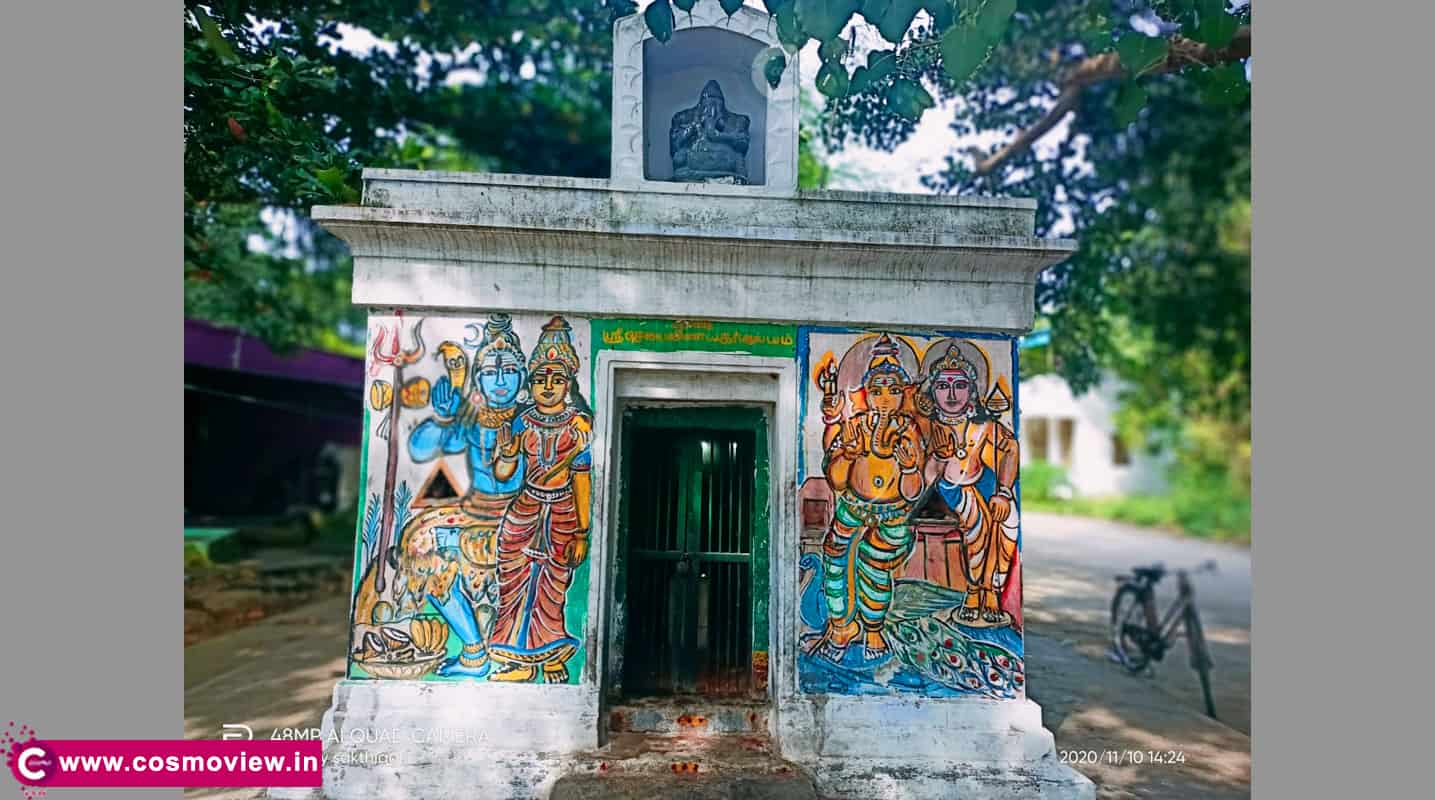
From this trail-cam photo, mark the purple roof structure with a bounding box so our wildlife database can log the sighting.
[184,318,364,388]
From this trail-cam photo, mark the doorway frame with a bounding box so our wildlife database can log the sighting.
[613,404,769,700]
[588,350,799,742]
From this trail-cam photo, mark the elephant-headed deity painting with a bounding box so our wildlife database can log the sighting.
[797,328,1024,699]
[349,312,593,685]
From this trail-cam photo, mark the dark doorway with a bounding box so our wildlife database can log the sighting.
[617,406,768,699]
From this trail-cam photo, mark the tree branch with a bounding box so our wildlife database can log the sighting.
[973,26,1251,176]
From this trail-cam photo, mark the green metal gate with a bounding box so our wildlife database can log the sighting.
[617,406,769,698]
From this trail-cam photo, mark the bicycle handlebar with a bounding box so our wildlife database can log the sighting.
[1127,559,1218,582]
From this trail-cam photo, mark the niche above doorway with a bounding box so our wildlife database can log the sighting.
[610,0,799,195]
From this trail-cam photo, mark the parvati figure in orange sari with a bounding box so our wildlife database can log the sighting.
[488,316,593,683]
[917,343,1020,625]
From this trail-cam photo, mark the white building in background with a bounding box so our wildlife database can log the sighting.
[1018,371,1168,498]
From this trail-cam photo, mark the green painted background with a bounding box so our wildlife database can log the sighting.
[592,318,796,358]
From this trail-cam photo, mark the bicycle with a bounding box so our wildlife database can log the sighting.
[1109,560,1219,719]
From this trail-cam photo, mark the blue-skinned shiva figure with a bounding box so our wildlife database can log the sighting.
[398,314,528,678]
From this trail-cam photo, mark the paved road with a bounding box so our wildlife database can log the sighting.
[1021,512,1252,735]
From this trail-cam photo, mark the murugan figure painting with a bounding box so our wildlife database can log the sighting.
[797,328,1025,699]
[349,312,593,684]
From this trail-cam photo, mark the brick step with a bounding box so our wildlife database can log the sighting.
[554,733,816,800]
[607,698,769,735]
[549,773,817,800]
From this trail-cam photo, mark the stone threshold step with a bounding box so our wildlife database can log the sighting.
[608,697,770,735]
[550,773,818,800]
[557,734,816,800]
[577,733,802,771]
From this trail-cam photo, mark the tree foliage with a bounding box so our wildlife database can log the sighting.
[183,0,855,353]
[184,0,624,352]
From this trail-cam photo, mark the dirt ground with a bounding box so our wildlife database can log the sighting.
[184,554,350,646]
[1025,628,1250,798]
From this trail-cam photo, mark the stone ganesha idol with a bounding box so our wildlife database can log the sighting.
[669,79,751,184]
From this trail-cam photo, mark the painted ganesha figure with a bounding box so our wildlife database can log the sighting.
[804,334,1023,675]
[804,334,926,666]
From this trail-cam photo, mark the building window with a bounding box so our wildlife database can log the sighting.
[1024,417,1050,463]
[1112,433,1132,466]
[1057,418,1075,468]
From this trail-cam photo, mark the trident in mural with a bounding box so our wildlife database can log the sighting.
[368,311,426,593]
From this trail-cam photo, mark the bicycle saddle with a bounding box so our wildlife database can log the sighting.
[1132,563,1167,581]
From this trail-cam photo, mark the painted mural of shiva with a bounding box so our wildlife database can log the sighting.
[488,316,594,684]
[804,334,926,666]
[915,341,1020,625]
[400,314,528,677]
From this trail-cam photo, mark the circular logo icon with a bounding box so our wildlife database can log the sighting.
[10,741,56,786]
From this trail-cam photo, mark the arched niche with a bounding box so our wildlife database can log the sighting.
[643,27,768,185]
[610,0,798,196]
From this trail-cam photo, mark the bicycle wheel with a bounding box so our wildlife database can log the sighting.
[1110,584,1151,674]
[1184,606,1217,719]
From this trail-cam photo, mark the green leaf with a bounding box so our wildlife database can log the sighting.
[867,48,898,81]
[312,167,349,195]
[816,61,851,98]
[924,1,956,29]
[1116,33,1168,75]
[1200,63,1249,106]
[851,50,896,95]
[796,0,862,43]
[763,51,788,88]
[887,78,935,119]
[940,24,990,82]
[1167,0,1199,28]
[718,0,744,16]
[192,6,237,64]
[775,9,806,51]
[974,0,1017,44]
[762,0,795,14]
[849,65,872,94]
[862,0,923,43]
[819,37,848,63]
[644,0,676,44]
[1112,81,1148,126]
[674,0,697,11]
[1192,0,1239,49]
[1080,25,1113,55]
